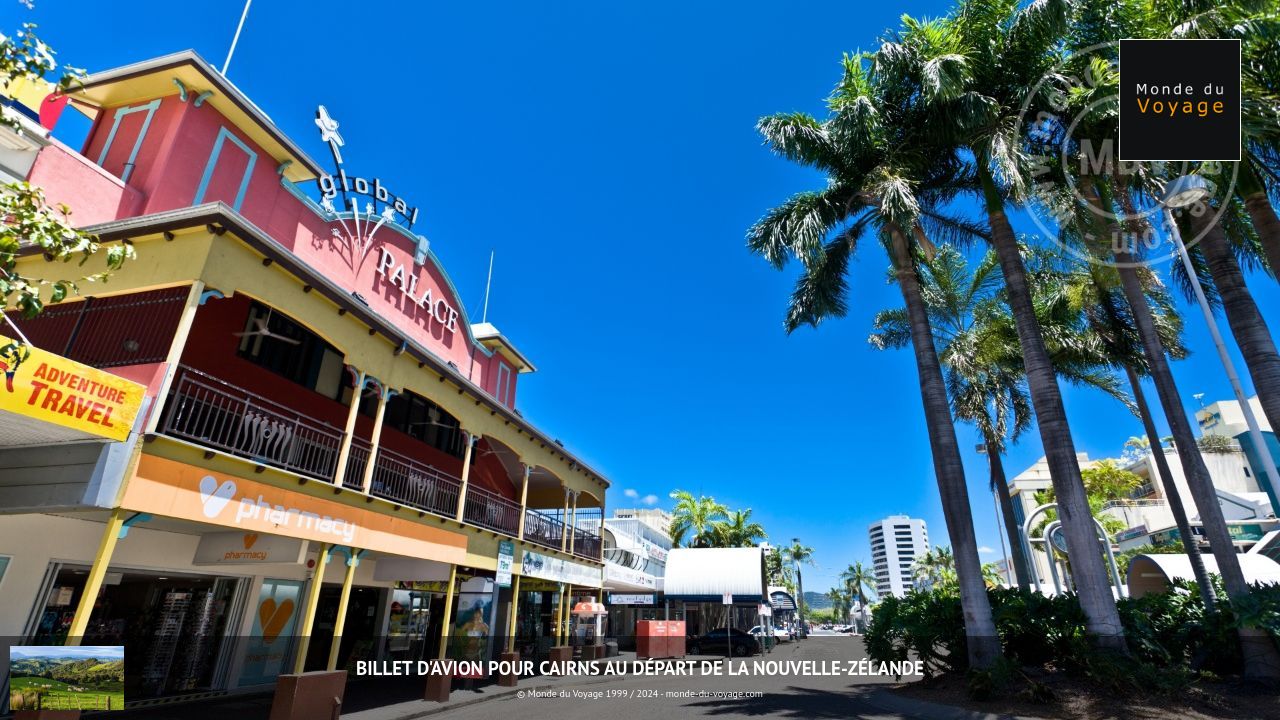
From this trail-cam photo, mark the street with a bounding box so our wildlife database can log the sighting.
[432,636,921,720]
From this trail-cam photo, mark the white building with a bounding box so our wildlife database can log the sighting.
[610,508,673,537]
[869,515,929,598]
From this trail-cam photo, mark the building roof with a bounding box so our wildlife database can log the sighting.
[471,322,536,373]
[1128,553,1280,598]
[71,50,323,183]
[663,547,766,602]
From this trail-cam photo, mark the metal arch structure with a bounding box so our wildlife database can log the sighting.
[1021,503,1126,598]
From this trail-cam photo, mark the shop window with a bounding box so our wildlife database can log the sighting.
[381,390,465,459]
[0,555,9,587]
[496,363,512,405]
[237,302,344,396]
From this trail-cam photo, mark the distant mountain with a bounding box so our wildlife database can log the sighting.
[11,657,124,690]
[803,591,833,610]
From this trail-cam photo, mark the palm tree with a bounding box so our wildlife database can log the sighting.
[782,540,814,637]
[871,245,1132,590]
[826,587,850,625]
[839,562,877,631]
[911,546,958,591]
[711,509,767,548]
[750,50,1000,667]
[880,0,1128,652]
[1043,0,1277,673]
[668,491,727,548]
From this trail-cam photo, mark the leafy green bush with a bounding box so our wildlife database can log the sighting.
[865,581,1280,683]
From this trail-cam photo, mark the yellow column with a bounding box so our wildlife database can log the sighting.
[568,491,579,554]
[505,575,521,652]
[326,548,361,670]
[360,388,392,493]
[560,488,570,552]
[66,509,127,643]
[455,433,478,520]
[332,370,367,487]
[437,565,458,659]
[556,584,566,644]
[516,465,531,540]
[145,281,205,434]
[293,543,332,674]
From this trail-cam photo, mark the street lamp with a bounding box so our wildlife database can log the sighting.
[1161,175,1280,505]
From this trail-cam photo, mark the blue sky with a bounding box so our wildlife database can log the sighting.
[14,0,1280,593]
[11,646,124,660]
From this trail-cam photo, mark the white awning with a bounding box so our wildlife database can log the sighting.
[1128,553,1280,598]
[663,547,766,602]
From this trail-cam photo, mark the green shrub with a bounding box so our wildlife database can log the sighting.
[865,580,1280,683]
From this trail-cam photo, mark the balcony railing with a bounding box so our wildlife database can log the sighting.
[162,366,344,480]
[162,366,598,551]
[347,438,462,519]
[523,509,568,551]
[572,527,602,560]
[464,485,521,535]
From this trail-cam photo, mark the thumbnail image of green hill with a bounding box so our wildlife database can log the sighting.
[9,655,125,711]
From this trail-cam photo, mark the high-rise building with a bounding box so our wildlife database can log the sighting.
[869,515,930,598]
[611,508,674,536]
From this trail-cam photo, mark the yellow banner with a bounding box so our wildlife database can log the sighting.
[0,335,143,442]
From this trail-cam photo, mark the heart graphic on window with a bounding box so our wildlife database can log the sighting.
[243,533,260,549]
[258,597,295,644]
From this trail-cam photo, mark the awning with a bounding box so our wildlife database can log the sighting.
[769,588,797,611]
[663,547,766,602]
[1128,553,1280,598]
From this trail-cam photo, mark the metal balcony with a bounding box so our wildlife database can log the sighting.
[162,366,344,479]
[346,438,462,519]
[463,484,521,536]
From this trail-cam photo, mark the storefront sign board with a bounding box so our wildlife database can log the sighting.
[193,531,306,565]
[496,540,514,588]
[519,550,600,587]
[126,455,468,563]
[609,594,654,605]
[0,334,143,441]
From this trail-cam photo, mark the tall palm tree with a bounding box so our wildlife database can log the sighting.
[668,491,728,549]
[1043,0,1280,674]
[826,587,850,625]
[839,562,877,631]
[880,0,1128,651]
[912,546,958,591]
[711,509,767,548]
[750,50,1000,667]
[871,245,1132,590]
[783,540,814,636]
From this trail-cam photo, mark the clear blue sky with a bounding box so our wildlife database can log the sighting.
[16,1,1280,593]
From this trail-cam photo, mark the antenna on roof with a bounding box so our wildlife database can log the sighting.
[222,0,254,75]
[481,250,495,323]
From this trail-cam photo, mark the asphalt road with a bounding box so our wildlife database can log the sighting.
[439,636,919,720]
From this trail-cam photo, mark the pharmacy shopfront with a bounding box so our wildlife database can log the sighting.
[0,455,468,701]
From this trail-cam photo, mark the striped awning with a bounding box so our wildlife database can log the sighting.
[663,547,766,602]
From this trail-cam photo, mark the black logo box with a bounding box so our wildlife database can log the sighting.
[1118,38,1241,162]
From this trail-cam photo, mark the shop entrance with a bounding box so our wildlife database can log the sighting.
[386,588,434,662]
[303,585,381,671]
[31,565,241,699]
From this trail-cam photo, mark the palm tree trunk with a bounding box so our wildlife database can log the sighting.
[977,170,1126,651]
[888,223,998,669]
[1184,212,1280,678]
[985,437,1032,589]
[1121,364,1217,612]
[1191,211,1280,448]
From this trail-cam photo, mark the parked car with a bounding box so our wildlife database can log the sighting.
[687,627,761,656]
[748,624,791,643]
